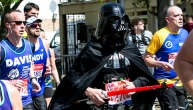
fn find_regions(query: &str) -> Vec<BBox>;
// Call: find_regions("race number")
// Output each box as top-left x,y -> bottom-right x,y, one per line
105,79 -> 131,105
168,52 -> 177,66
19,79 -> 28,96
34,64 -> 44,79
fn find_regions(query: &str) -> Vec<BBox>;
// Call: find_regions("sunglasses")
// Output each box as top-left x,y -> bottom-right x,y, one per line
29,23 -> 41,28
10,21 -> 26,25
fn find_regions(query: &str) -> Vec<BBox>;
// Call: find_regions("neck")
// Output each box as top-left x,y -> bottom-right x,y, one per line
28,36 -> 39,44
135,29 -> 142,34
7,33 -> 22,47
167,25 -> 180,33
28,36 -> 39,51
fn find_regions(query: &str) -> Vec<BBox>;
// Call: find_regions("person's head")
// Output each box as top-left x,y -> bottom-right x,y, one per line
4,10 -> 26,37
24,2 -> 39,19
26,16 -> 42,38
131,18 -> 145,32
185,14 -> 193,23
95,2 -> 131,47
40,28 -> 46,39
164,5 -> 183,30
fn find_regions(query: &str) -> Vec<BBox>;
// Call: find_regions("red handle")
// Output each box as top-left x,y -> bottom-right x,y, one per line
107,84 -> 174,96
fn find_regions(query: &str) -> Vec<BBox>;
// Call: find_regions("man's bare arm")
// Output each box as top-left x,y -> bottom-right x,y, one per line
143,51 -> 173,72
4,81 -> 23,110
174,31 -> 193,96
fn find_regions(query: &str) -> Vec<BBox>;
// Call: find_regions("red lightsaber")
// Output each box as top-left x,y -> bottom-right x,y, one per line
107,84 -> 174,96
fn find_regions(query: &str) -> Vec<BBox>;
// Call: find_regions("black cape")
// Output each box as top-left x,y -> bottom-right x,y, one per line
48,36 -> 159,110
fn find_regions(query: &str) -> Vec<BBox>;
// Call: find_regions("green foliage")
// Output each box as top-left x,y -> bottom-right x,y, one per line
0,0 -> 23,40
136,0 -> 151,8
0,0 -> 19,11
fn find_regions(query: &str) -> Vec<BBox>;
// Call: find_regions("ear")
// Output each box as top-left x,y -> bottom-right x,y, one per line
134,25 -> 137,29
25,28 -> 28,32
165,17 -> 169,23
5,23 -> 10,29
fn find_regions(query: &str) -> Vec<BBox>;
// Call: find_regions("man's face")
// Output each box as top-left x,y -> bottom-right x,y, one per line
27,21 -> 41,38
8,12 -> 26,37
25,8 -> 39,18
134,21 -> 144,31
166,7 -> 183,28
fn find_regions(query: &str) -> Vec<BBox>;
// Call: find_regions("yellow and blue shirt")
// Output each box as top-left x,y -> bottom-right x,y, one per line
146,27 -> 188,86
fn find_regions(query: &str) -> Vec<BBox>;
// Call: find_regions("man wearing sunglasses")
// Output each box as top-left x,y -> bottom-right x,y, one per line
0,10 -> 41,110
26,16 -> 50,110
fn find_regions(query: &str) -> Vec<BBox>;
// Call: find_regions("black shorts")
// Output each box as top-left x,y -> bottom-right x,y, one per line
32,95 -> 47,110
44,87 -> 53,98
157,86 -> 186,110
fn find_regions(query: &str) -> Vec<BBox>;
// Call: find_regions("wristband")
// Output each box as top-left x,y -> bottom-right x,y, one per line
30,77 -> 37,82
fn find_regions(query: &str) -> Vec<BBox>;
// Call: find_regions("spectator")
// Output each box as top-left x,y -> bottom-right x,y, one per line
183,14 -> 193,33
143,5 -> 188,110
129,17 -> 152,56
129,17 -> 154,74
0,10 -> 40,110
48,2 -> 159,110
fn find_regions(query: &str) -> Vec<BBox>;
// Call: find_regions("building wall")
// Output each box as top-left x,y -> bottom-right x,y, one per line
58,0 -> 193,54
17,0 -> 60,41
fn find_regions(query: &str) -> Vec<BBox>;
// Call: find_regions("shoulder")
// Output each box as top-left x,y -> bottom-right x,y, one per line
144,30 -> 152,34
180,28 -> 188,34
41,38 -> 50,49
49,48 -> 54,54
49,48 -> 55,56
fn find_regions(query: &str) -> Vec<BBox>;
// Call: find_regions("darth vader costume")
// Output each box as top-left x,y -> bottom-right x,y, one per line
48,2 -> 159,110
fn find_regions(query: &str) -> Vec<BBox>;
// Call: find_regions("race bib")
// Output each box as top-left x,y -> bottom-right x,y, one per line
105,80 -> 131,105
19,79 -> 28,96
168,52 -> 177,66
34,64 -> 44,79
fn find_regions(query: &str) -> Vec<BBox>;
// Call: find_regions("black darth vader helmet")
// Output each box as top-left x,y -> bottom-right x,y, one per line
95,2 -> 131,47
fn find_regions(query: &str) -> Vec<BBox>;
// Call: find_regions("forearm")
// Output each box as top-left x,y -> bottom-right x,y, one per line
29,62 -> 35,78
52,69 -> 60,83
144,56 -> 163,68
174,60 -> 193,96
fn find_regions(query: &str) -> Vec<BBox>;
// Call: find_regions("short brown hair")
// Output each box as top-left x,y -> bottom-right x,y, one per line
131,18 -> 144,27
4,10 -> 22,23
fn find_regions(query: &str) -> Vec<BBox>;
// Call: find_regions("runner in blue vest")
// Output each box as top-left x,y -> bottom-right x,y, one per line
26,16 -> 50,110
0,10 -> 41,110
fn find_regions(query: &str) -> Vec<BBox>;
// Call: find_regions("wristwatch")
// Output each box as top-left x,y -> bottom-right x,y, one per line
30,77 -> 37,82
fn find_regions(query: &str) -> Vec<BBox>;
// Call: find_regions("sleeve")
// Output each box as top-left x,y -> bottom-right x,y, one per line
146,33 -> 161,55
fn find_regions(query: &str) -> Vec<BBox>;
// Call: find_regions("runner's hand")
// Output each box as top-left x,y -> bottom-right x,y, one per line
160,62 -> 173,72
44,65 -> 52,76
121,80 -> 136,96
84,87 -> 106,106
31,79 -> 41,92
9,80 -> 24,91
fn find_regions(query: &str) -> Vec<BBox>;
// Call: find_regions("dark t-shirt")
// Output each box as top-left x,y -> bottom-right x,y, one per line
183,23 -> 193,33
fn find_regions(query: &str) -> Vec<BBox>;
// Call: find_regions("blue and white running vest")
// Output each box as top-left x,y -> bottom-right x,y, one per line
0,39 -> 33,106
0,80 -> 12,110
30,37 -> 47,97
